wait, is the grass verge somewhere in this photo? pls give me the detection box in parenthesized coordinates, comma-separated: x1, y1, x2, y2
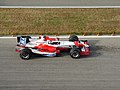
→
(0, 8, 120, 35)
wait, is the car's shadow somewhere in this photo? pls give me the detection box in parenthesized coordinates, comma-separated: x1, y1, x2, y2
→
(88, 40, 103, 58)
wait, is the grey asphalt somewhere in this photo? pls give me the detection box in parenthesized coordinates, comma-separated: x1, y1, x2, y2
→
(0, 0, 120, 6)
(0, 38, 120, 90)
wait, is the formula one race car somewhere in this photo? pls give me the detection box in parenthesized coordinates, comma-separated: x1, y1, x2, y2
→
(16, 35, 90, 60)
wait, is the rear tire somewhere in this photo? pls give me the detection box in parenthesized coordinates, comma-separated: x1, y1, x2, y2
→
(20, 48, 32, 60)
(70, 48, 80, 59)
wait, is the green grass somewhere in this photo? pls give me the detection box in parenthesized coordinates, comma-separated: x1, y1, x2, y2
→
(0, 8, 120, 35)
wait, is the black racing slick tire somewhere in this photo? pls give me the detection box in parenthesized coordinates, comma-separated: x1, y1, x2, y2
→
(70, 48, 80, 59)
(69, 34, 79, 42)
(20, 49, 32, 60)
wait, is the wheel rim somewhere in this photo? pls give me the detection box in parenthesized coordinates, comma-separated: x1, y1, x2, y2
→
(72, 52, 79, 58)
(22, 52, 29, 59)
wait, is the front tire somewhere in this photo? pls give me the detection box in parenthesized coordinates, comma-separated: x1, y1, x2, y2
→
(70, 48, 80, 59)
(69, 34, 79, 42)
(20, 49, 32, 60)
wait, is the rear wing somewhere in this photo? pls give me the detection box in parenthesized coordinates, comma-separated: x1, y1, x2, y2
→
(17, 36, 31, 45)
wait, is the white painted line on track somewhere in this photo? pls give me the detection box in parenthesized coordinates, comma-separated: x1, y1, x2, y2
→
(0, 6, 120, 8)
(0, 37, 16, 39)
(59, 36, 120, 38)
(1, 36, 120, 39)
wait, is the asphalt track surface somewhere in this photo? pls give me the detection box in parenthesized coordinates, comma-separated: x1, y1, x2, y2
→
(0, 0, 120, 6)
(0, 38, 120, 90)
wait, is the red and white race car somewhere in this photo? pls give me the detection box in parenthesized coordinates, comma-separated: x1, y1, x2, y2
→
(16, 35, 90, 60)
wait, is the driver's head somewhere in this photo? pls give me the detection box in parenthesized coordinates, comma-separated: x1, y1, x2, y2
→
(39, 35, 45, 40)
